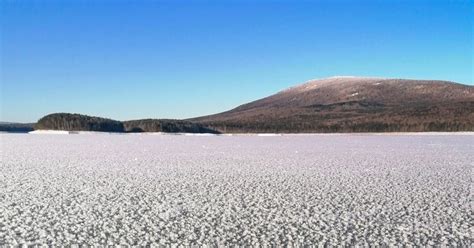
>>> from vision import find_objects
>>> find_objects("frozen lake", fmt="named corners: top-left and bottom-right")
top-left (0, 133), bottom-right (472, 246)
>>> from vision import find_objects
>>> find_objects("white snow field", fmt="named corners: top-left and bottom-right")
top-left (0, 133), bottom-right (472, 246)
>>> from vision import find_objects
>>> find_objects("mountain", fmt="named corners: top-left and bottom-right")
top-left (190, 77), bottom-right (474, 132)
top-left (7, 77), bottom-right (474, 134)
top-left (0, 122), bottom-right (35, 133)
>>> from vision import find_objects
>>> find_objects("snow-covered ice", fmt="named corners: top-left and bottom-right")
top-left (28, 130), bottom-right (71, 134)
top-left (0, 133), bottom-right (472, 246)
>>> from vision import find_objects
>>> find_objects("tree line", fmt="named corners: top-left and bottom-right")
top-left (34, 113), bottom-right (220, 133)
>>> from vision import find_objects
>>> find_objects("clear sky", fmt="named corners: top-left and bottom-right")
top-left (1, 0), bottom-right (472, 123)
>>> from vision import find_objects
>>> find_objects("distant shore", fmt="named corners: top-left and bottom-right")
top-left (18, 130), bottom-right (474, 136)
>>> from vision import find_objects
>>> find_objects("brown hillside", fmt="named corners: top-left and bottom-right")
top-left (191, 77), bottom-right (474, 132)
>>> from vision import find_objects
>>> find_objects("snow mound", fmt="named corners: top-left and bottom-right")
top-left (29, 130), bottom-right (71, 134)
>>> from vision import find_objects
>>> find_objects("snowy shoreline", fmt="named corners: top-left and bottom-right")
top-left (25, 130), bottom-right (474, 136)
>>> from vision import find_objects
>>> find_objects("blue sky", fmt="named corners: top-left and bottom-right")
top-left (1, 0), bottom-right (472, 122)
